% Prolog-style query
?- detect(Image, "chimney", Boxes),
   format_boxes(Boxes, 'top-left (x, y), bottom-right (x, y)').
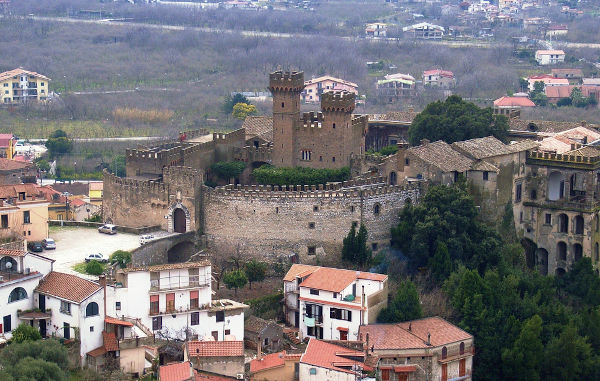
top-left (426, 332), bottom-right (431, 346)
top-left (99, 275), bottom-right (107, 322)
top-left (420, 139), bottom-right (430, 146)
top-left (408, 106), bottom-right (414, 113)
top-left (408, 323), bottom-right (412, 332)
top-left (365, 333), bottom-right (370, 357)
top-left (257, 335), bottom-right (262, 361)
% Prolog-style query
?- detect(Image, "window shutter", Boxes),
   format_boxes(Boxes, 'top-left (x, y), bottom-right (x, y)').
top-left (150, 295), bottom-right (159, 302)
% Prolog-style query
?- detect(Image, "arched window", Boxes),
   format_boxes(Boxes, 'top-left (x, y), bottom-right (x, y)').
top-left (558, 214), bottom-right (568, 233)
top-left (373, 203), bottom-right (381, 216)
top-left (8, 287), bottom-right (27, 303)
top-left (574, 244), bottom-right (583, 262)
top-left (460, 342), bottom-right (465, 355)
top-left (557, 242), bottom-right (567, 261)
top-left (441, 346), bottom-right (447, 359)
top-left (86, 302), bottom-right (99, 317)
top-left (548, 172), bottom-right (564, 201)
top-left (575, 216), bottom-right (584, 235)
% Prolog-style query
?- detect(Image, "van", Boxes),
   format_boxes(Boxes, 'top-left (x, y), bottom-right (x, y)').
top-left (98, 224), bottom-right (117, 235)
top-left (140, 234), bottom-right (155, 245)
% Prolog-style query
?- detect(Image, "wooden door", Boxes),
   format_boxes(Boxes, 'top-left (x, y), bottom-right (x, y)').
top-left (460, 359), bottom-right (466, 377)
top-left (442, 364), bottom-right (447, 381)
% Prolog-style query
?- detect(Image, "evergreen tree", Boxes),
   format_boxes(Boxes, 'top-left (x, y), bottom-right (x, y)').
top-left (377, 280), bottom-right (422, 323)
top-left (244, 260), bottom-right (267, 289)
top-left (429, 242), bottom-right (452, 281)
top-left (223, 269), bottom-right (248, 296)
top-left (342, 223), bottom-right (357, 262)
top-left (502, 315), bottom-right (544, 381)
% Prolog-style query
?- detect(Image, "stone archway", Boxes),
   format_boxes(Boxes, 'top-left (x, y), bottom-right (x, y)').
top-left (167, 203), bottom-right (191, 233)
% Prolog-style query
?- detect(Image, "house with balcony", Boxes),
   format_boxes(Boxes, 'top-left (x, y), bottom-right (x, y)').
top-left (283, 264), bottom-right (387, 341)
top-left (359, 317), bottom-right (474, 381)
top-left (0, 248), bottom-right (54, 344)
top-left (365, 23), bottom-right (387, 38)
top-left (301, 76), bottom-right (358, 104)
top-left (402, 23), bottom-right (444, 39)
top-left (34, 271), bottom-right (104, 365)
top-left (0, 68), bottom-right (50, 104)
top-left (299, 338), bottom-right (371, 381)
top-left (377, 73), bottom-right (416, 103)
top-left (422, 69), bottom-right (456, 89)
top-left (107, 261), bottom-right (247, 342)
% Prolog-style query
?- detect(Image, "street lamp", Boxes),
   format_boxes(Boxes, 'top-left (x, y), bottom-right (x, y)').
top-left (5, 261), bottom-right (12, 280)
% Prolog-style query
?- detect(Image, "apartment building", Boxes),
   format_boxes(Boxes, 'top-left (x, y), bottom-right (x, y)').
top-left (0, 184), bottom-right (49, 241)
top-left (283, 264), bottom-right (387, 341)
top-left (302, 76), bottom-right (358, 104)
top-left (535, 50), bottom-right (565, 65)
top-left (0, 68), bottom-right (50, 104)
top-left (108, 261), bottom-right (248, 342)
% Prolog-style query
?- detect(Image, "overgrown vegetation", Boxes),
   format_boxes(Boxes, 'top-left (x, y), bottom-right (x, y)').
top-left (223, 269), bottom-right (248, 296)
top-left (408, 95), bottom-right (509, 145)
top-left (210, 161), bottom-right (246, 181)
top-left (247, 292), bottom-right (284, 321)
top-left (0, 339), bottom-right (70, 381)
top-left (341, 223), bottom-right (372, 267)
top-left (253, 165), bottom-right (350, 186)
top-left (110, 250), bottom-right (132, 269)
top-left (73, 260), bottom-right (106, 275)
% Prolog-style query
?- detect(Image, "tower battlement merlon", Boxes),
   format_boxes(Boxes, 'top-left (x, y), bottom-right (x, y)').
top-left (320, 90), bottom-right (356, 113)
top-left (268, 71), bottom-right (305, 92)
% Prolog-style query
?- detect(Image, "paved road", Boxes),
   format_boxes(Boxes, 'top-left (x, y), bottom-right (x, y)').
top-left (27, 136), bottom-right (165, 143)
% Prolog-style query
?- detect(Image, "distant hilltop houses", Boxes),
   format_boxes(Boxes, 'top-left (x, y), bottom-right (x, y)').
top-left (0, 68), bottom-right (50, 104)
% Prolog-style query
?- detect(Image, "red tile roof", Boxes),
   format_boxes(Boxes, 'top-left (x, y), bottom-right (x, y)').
top-left (250, 351), bottom-right (287, 373)
top-left (159, 361), bottom-right (193, 381)
top-left (546, 85), bottom-right (600, 99)
top-left (360, 316), bottom-right (473, 350)
top-left (296, 266), bottom-right (387, 293)
top-left (105, 316), bottom-right (134, 327)
top-left (493, 96), bottom-right (535, 108)
top-left (187, 341), bottom-right (244, 357)
top-left (300, 339), bottom-right (367, 375)
top-left (102, 331), bottom-right (119, 352)
top-left (0, 158), bottom-right (32, 171)
top-left (87, 345), bottom-right (107, 357)
top-left (35, 271), bottom-right (101, 303)
top-left (423, 69), bottom-right (454, 78)
top-left (282, 264), bottom-right (319, 282)
top-left (0, 183), bottom-right (40, 199)
top-left (0, 68), bottom-right (50, 82)
top-left (0, 248), bottom-right (26, 257)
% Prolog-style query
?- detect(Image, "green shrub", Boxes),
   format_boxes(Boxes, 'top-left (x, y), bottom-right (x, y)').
top-left (85, 260), bottom-right (104, 275)
top-left (252, 165), bottom-right (350, 185)
top-left (110, 250), bottom-right (131, 269)
top-left (211, 161), bottom-right (246, 180)
top-left (11, 323), bottom-right (42, 343)
top-left (379, 144), bottom-right (399, 156)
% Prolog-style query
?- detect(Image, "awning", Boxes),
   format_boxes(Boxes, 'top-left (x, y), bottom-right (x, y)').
top-left (336, 327), bottom-right (349, 332)
top-left (104, 316), bottom-right (134, 327)
top-left (18, 311), bottom-right (52, 320)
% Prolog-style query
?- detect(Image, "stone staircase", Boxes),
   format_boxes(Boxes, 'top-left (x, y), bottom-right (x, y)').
top-left (283, 328), bottom-right (301, 345)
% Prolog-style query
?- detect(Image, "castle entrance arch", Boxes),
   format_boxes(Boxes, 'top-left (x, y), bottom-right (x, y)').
top-left (167, 202), bottom-right (190, 234)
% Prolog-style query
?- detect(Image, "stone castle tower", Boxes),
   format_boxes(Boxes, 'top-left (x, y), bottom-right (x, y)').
top-left (269, 71), bottom-right (367, 169)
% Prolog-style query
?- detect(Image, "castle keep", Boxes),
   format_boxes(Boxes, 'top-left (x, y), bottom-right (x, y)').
top-left (103, 71), bottom-right (420, 263)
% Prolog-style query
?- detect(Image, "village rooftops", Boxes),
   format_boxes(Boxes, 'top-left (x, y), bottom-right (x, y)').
top-left (536, 50), bottom-right (565, 55)
top-left (242, 115), bottom-right (273, 142)
top-left (250, 351), bottom-right (302, 373)
top-left (187, 340), bottom-right (244, 357)
top-left (359, 316), bottom-right (473, 350)
top-left (509, 119), bottom-right (593, 134)
top-left (284, 264), bottom-right (387, 293)
top-left (35, 271), bottom-right (101, 304)
top-left (119, 261), bottom-right (211, 273)
top-left (244, 315), bottom-right (273, 334)
top-left (0, 248), bottom-right (27, 257)
top-left (300, 339), bottom-right (370, 374)
top-left (493, 96), bottom-right (535, 108)
top-left (0, 158), bottom-right (33, 171)
top-left (423, 69), bottom-right (454, 78)
top-left (159, 361), bottom-right (194, 381)
top-left (408, 140), bottom-right (473, 173)
top-left (452, 136), bottom-right (534, 160)
top-left (0, 68), bottom-right (50, 82)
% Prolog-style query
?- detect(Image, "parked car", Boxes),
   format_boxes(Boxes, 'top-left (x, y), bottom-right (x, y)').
top-left (85, 253), bottom-right (108, 263)
top-left (42, 238), bottom-right (56, 250)
top-left (27, 241), bottom-right (43, 252)
top-left (98, 224), bottom-right (117, 235)
top-left (139, 234), bottom-right (155, 245)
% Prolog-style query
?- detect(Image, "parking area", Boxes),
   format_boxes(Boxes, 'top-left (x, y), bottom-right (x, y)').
top-left (40, 226), bottom-right (170, 278)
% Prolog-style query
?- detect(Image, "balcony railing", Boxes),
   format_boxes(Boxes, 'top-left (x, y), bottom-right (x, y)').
top-left (149, 275), bottom-right (210, 291)
top-left (438, 347), bottom-right (475, 363)
top-left (148, 303), bottom-right (210, 316)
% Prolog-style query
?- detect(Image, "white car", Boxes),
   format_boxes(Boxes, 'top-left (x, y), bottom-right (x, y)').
top-left (85, 253), bottom-right (108, 263)
top-left (140, 234), bottom-right (155, 245)
top-left (98, 224), bottom-right (117, 235)
top-left (42, 238), bottom-right (56, 250)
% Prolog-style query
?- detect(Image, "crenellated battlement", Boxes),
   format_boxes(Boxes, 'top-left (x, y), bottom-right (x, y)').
top-left (103, 169), bottom-right (168, 194)
top-left (321, 90), bottom-right (356, 113)
top-left (351, 114), bottom-right (369, 130)
top-left (269, 71), bottom-right (305, 92)
top-left (213, 128), bottom-right (245, 145)
top-left (206, 177), bottom-right (421, 200)
top-left (302, 111), bottom-right (325, 128)
top-left (527, 150), bottom-right (600, 168)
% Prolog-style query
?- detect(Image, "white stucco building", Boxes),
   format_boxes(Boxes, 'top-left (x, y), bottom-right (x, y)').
top-left (299, 338), bottom-right (370, 381)
top-left (283, 264), bottom-right (388, 341)
top-left (535, 50), bottom-right (566, 65)
top-left (107, 261), bottom-right (247, 342)
top-left (0, 248), bottom-right (53, 343)
top-left (34, 271), bottom-right (104, 365)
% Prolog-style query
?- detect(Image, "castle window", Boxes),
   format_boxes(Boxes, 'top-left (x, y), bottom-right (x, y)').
top-left (281, 102), bottom-right (285, 108)
top-left (276, 207), bottom-right (279, 214)
top-left (319, 156), bottom-right (323, 161)
top-left (301, 150), bottom-right (312, 161)
top-left (333, 123), bottom-right (336, 129)
top-left (515, 183), bottom-right (522, 202)
top-left (307, 246), bottom-right (316, 255)
top-left (350, 206), bottom-right (355, 213)
top-left (372, 243), bottom-right (378, 251)
top-left (558, 214), bottom-right (568, 233)
top-left (405, 159), bottom-right (411, 166)
top-left (332, 157), bottom-right (336, 162)
top-left (545, 213), bottom-right (551, 225)
top-left (313, 206), bottom-right (319, 212)
top-left (308, 222), bottom-right (315, 229)
top-left (530, 190), bottom-right (537, 200)
top-left (483, 171), bottom-right (489, 181)
top-left (374, 203), bottom-right (381, 216)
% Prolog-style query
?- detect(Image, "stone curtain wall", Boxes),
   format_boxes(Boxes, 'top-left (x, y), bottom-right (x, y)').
top-left (203, 180), bottom-right (421, 263)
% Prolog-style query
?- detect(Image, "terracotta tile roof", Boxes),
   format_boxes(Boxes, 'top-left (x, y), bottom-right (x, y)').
top-left (300, 339), bottom-right (366, 375)
top-left (70, 198), bottom-right (87, 207)
top-left (360, 316), bottom-right (473, 350)
top-left (49, 182), bottom-right (89, 196)
top-left (536, 49), bottom-right (565, 55)
top-left (493, 96), bottom-right (535, 108)
top-left (423, 69), bottom-right (454, 78)
top-left (304, 76), bottom-right (358, 89)
top-left (470, 160), bottom-right (499, 172)
top-left (505, 140), bottom-right (540, 152)
top-left (244, 315), bottom-right (270, 334)
top-left (0, 158), bottom-right (33, 171)
top-left (0, 248), bottom-right (26, 257)
top-left (159, 361), bottom-right (194, 381)
top-left (451, 136), bottom-right (513, 159)
top-left (105, 316), bottom-right (134, 327)
top-left (195, 372), bottom-right (234, 381)
top-left (103, 331), bottom-right (119, 352)
top-left (242, 116), bottom-right (273, 142)
top-left (250, 351), bottom-right (286, 373)
top-left (546, 85), bottom-right (600, 99)
top-left (35, 271), bottom-right (101, 303)
top-left (87, 345), bottom-right (106, 357)
top-left (296, 266), bottom-right (387, 293)
top-left (0, 68), bottom-right (50, 82)
top-left (509, 119), bottom-right (590, 133)
top-left (283, 264), bottom-right (319, 282)
top-left (120, 261), bottom-right (211, 273)
top-left (187, 341), bottom-right (244, 357)
top-left (0, 183), bottom-right (40, 199)
top-left (564, 146), bottom-right (600, 157)
top-left (408, 141), bottom-right (473, 173)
